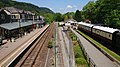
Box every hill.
[0,0,54,16]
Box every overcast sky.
[16,0,95,14]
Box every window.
[11,15,16,19]
[109,34,111,37]
[1,14,5,20]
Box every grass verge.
[69,31,89,67]
[77,30,120,62]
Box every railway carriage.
[112,31,120,48]
[71,21,78,29]
[59,22,64,26]
[65,21,71,27]
[78,22,94,34]
[78,22,120,49]
[92,26,118,44]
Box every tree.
[82,1,96,23]
[0,0,54,16]
[95,0,120,28]
[44,13,54,24]
[54,13,63,22]
[74,10,83,22]
[69,15,73,20]
[82,0,120,28]
[47,41,53,49]
[64,15,68,22]
[64,12,75,20]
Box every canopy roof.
[0,21,43,30]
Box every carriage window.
[109,34,111,37]
[11,15,16,19]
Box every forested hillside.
[82,0,120,28]
[0,0,54,16]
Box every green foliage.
[44,13,54,24]
[0,0,56,25]
[74,10,83,22]
[47,41,53,48]
[54,13,63,22]
[74,42,84,58]
[69,31,77,41]
[104,10,120,28]
[76,58,87,65]
[69,31,89,66]
[64,12,75,20]
[53,12,75,22]
[82,1,96,23]
[94,0,120,28]
[0,0,54,16]
[72,36,77,41]
[69,15,73,19]
[82,0,120,28]
[75,52,81,58]
[64,15,68,22]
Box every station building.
[0,7,44,42]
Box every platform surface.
[0,25,49,66]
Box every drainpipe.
[32,15,35,30]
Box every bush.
[76,58,87,65]
[72,36,76,41]
[47,41,53,48]
[74,43,84,58]
[75,52,81,58]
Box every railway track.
[14,23,55,67]
[57,31,64,67]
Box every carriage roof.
[93,26,118,33]
[78,22,94,27]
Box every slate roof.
[1,7,34,15]
[4,7,19,14]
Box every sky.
[16,0,94,14]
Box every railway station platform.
[0,25,49,67]
[71,28,119,67]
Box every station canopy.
[0,21,43,30]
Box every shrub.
[47,41,53,48]
[76,58,87,65]
[75,52,81,58]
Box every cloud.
[57,5,79,14]
[67,5,73,9]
